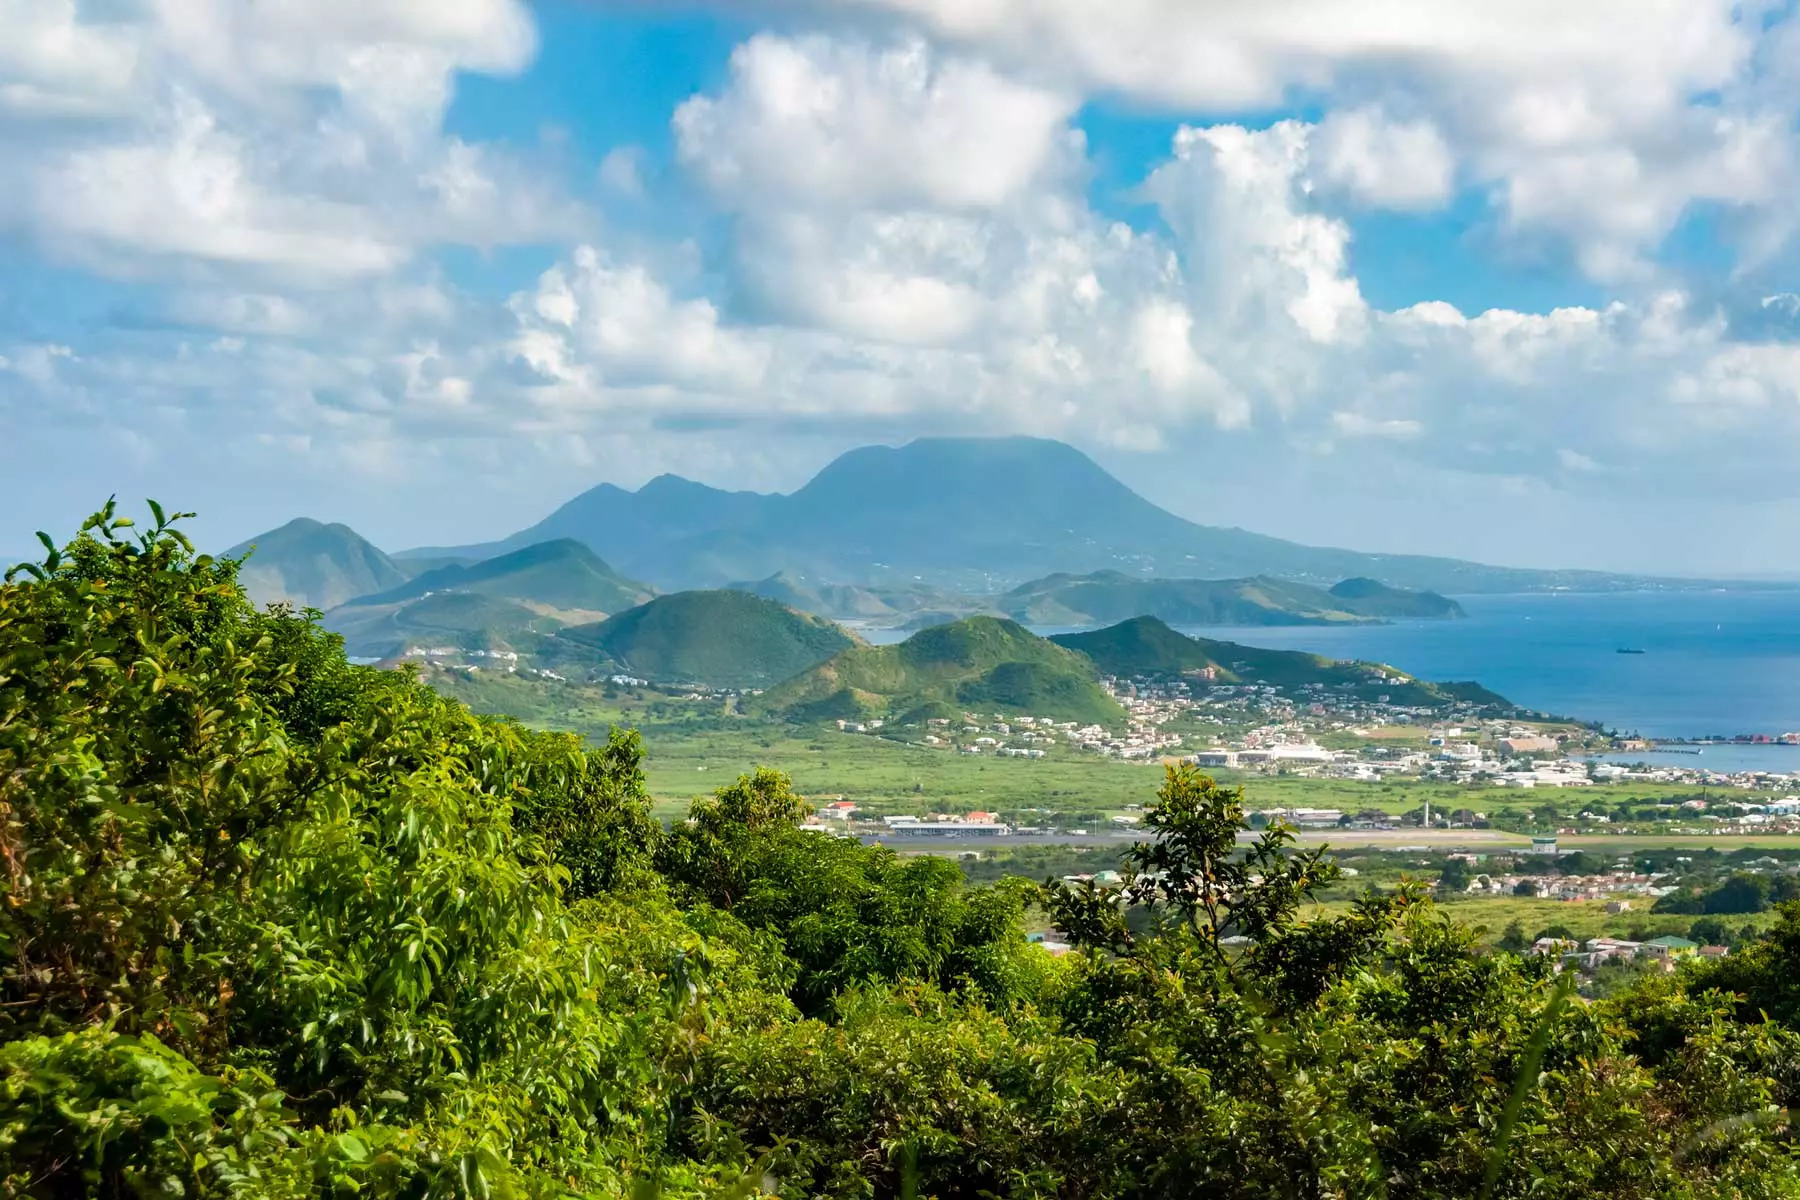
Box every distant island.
[386,437,1756,595]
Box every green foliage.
[753,615,1123,725]
[662,769,1039,1014]
[556,589,853,688]
[4,501,1799,1199]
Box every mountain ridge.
[999,570,1463,626]
[400,436,1729,595]
[227,517,409,610]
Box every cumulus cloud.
[810,0,1796,280]
[674,34,1078,212]
[0,0,577,281]
[1312,108,1455,210]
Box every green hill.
[1000,570,1463,626]
[1327,577,1463,619]
[555,590,858,688]
[324,592,563,660]
[726,570,960,621]
[226,517,407,609]
[754,615,1124,725]
[1051,616,1510,710]
[353,539,652,619]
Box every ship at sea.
[1616,647,1646,654]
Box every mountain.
[752,615,1124,726]
[409,437,1704,595]
[349,539,652,620]
[999,571,1464,626]
[320,539,653,659]
[325,592,563,660]
[227,518,408,610]
[1050,617,1511,710]
[725,570,962,622]
[554,591,858,689]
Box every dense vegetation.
[555,590,857,689]
[1051,616,1508,708]
[752,615,1124,726]
[4,503,1800,1198]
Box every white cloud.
[1333,412,1424,440]
[813,0,1796,279]
[674,34,1077,212]
[1146,122,1368,347]
[35,93,406,274]
[513,247,773,395]
[1312,108,1454,210]
[0,0,576,281]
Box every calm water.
[1175,592,1800,741]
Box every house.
[1698,945,1729,959]
[818,800,859,820]
[1645,935,1699,959]
[1606,900,1632,914]
[1500,735,1559,754]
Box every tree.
[1705,872,1773,915]
[1688,916,1729,946]
[1498,919,1528,952]
[1120,764,1338,968]
[1437,856,1472,893]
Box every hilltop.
[725,570,954,622]
[226,517,408,609]
[324,591,563,660]
[554,590,858,689]
[752,615,1124,726]
[321,539,653,659]
[1051,617,1511,710]
[349,538,652,618]
[409,436,1700,594]
[1000,571,1463,626]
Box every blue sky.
[6,0,1800,574]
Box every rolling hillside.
[752,615,1125,726]
[227,518,408,609]
[351,539,652,619]
[726,570,960,621]
[1051,617,1511,710]
[321,539,653,659]
[554,590,858,689]
[999,571,1463,626]
[325,592,563,660]
[408,436,1701,594]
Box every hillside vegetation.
[4,502,1800,1197]
[1053,616,1510,708]
[322,539,654,658]
[555,589,858,688]
[754,615,1125,725]
[226,516,408,609]
[1002,570,1464,626]
[349,537,652,616]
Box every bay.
[1168,591,1800,740]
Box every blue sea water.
[1176,591,1800,742]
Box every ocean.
[1172,591,1800,742]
